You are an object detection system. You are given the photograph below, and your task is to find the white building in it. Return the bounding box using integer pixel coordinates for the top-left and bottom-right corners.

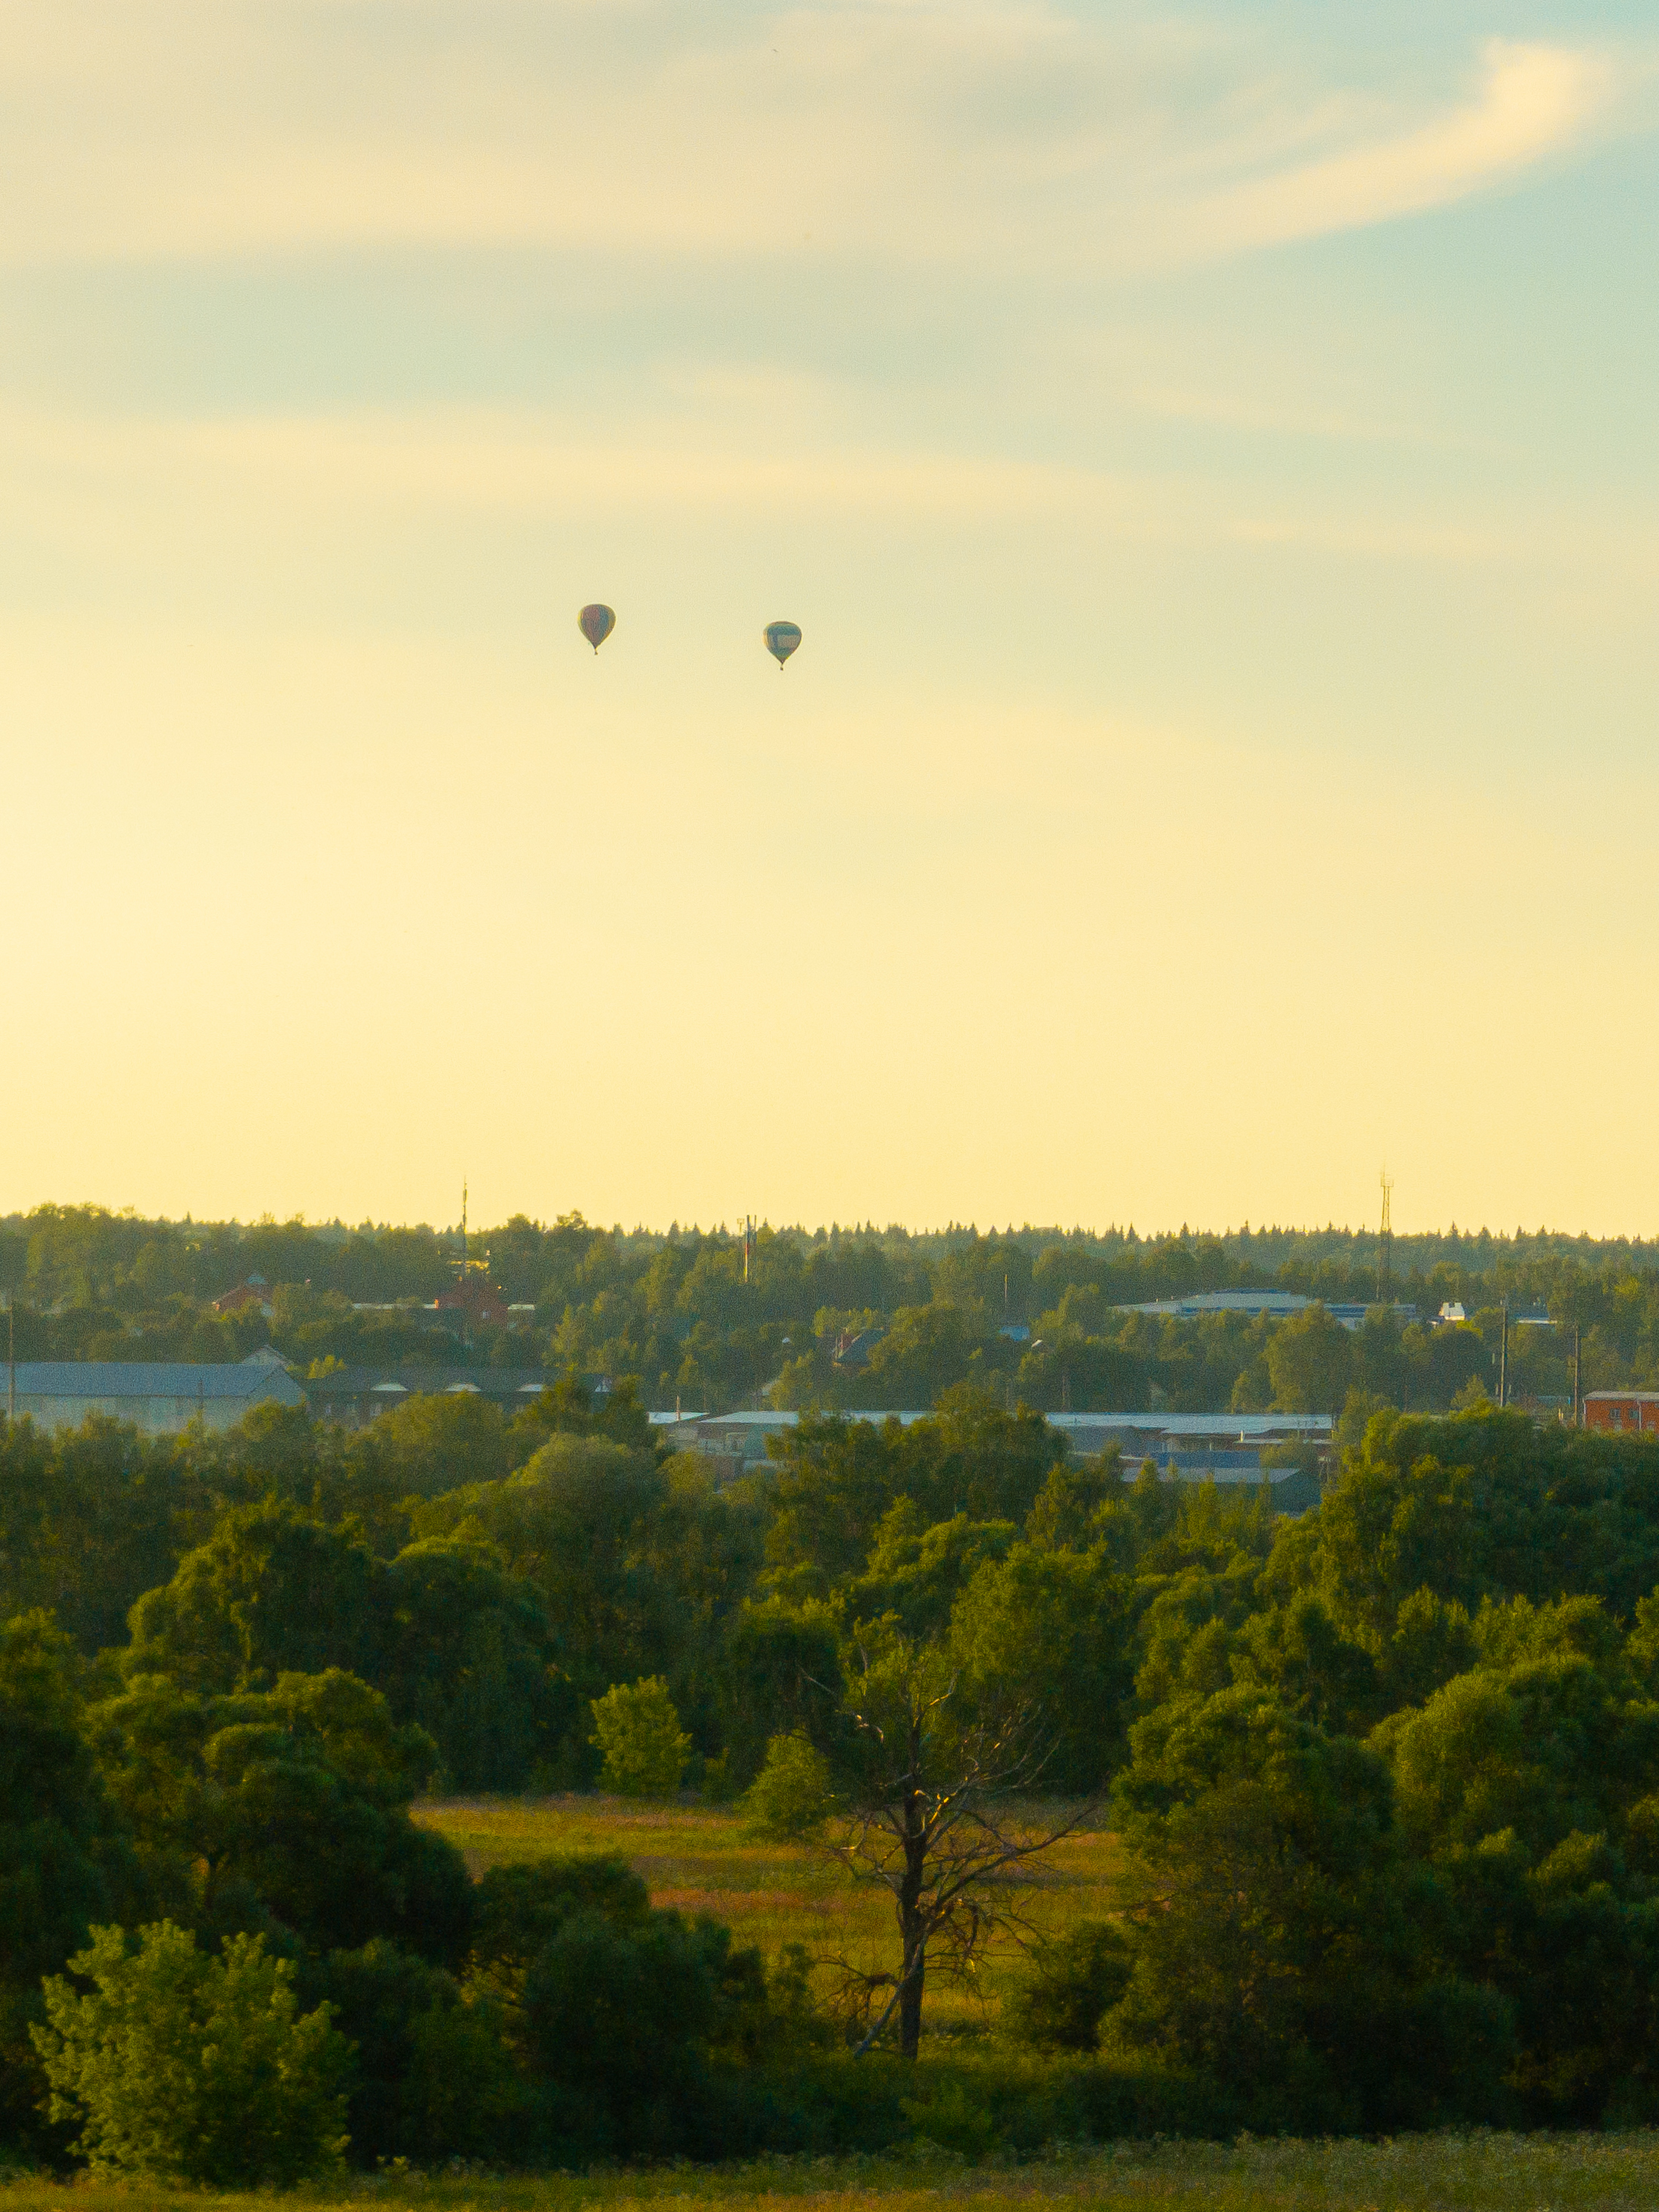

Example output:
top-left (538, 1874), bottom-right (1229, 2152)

top-left (2, 1354), bottom-right (305, 1434)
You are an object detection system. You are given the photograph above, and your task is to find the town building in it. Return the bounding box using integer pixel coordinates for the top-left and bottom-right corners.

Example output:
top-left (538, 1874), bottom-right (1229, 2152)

top-left (210, 1274), bottom-right (276, 1318)
top-left (1116, 1292), bottom-right (1416, 1332)
top-left (656, 1406), bottom-right (1330, 1509)
top-left (434, 1274), bottom-right (511, 1331)
top-left (298, 1366), bottom-right (560, 1427)
top-left (1, 1354), bottom-right (305, 1433)
top-left (1584, 1391), bottom-right (1659, 1436)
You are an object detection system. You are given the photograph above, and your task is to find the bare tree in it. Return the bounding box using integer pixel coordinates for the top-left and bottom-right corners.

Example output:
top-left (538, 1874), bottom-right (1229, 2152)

top-left (770, 1623), bottom-right (1098, 2058)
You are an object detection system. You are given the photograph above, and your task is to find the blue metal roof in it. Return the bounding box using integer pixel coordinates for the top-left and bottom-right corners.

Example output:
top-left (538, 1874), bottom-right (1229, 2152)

top-left (5, 1362), bottom-right (304, 1400)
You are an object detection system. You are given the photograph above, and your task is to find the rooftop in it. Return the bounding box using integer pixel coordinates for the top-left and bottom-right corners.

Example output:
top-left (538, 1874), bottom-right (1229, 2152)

top-left (2, 1361), bottom-right (303, 1400)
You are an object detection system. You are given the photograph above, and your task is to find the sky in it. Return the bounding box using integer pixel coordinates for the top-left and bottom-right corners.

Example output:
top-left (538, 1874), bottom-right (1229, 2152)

top-left (3, 0), bottom-right (1657, 1239)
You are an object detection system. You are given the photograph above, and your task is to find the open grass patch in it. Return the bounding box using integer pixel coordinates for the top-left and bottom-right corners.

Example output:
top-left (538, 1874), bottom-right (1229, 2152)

top-left (5, 2131), bottom-right (1659, 2209)
top-left (414, 1798), bottom-right (1126, 2032)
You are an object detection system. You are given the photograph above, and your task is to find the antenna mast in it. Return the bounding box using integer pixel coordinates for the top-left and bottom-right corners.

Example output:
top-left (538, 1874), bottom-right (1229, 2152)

top-left (1377, 1170), bottom-right (1394, 1304)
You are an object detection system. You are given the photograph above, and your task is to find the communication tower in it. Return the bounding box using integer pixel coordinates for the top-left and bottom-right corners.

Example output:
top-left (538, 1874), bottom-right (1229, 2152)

top-left (1377, 1171), bottom-right (1394, 1304)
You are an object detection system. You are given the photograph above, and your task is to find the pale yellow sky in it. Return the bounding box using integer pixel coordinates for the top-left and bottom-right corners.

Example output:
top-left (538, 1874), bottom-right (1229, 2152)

top-left (3, 2), bottom-right (1657, 1238)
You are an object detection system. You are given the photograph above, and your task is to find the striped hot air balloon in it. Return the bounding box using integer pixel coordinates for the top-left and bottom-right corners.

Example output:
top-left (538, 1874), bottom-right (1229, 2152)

top-left (578, 604), bottom-right (616, 653)
top-left (764, 620), bottom-right (801, 669)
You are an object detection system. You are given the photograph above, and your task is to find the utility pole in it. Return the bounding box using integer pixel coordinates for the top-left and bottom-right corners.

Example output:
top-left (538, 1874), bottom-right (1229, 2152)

top-left (457, 1180), bottom-right (470, 1352)
top-left (1573, 1320), bottom-right (1582, 1427)
top-left (1376, 1170), bottom-right (1393, 1305)
top-left (1498, 1296), bottom-right (1509, 1409)
top-left (6, 1291), bottom-right (14, 1425)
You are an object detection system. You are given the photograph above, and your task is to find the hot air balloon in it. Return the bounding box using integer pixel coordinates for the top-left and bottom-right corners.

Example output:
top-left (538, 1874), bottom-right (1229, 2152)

top-left (764, 620), bottom-right (802, 670)
top-left (578, 604), bottom-right (616, 653)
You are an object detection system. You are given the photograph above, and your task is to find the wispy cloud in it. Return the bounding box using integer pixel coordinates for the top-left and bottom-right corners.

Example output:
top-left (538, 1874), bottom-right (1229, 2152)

top-left (0, 6), bottom-right (1636, 271)
top-left (4, 400), bottom-right (1654, 583)
top-left (1173, 40), bottom-right (1619, 258)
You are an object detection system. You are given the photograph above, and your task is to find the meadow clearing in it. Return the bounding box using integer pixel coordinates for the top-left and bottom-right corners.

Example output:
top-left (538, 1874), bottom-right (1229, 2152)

top-left (413, 1797), bottom-right (1127, 2033)
top-left (5, 2134), bottom-right (1659, 2211)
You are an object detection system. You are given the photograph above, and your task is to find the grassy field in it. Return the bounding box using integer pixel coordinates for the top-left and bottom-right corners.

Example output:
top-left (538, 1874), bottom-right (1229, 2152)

top-left (5, 2134), bottom-right (1659, 2210)
top-left (414, 1798), bottom-right (1125, 2031)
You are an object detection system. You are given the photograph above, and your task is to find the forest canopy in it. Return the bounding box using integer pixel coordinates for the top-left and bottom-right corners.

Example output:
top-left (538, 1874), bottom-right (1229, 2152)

top-left (2, 1202), bottom-right (1653, 1415)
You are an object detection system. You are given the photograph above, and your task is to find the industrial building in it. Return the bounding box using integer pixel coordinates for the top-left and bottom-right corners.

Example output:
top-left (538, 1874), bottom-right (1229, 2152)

top-left (298, 1366), bottom-right (564, 1427)
top-left (653, 1406), bottom-right (1330, 1509)
top-left (0, 1353), bottom-right (305, 1434)
top-left (1117, 1291), bottom-right (1417, 1332)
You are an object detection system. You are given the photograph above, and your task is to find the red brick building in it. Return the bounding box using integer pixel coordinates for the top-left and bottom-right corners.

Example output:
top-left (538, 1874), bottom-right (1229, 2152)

top-left (1584, 1391), bottom-right (1659, 1436)
top-left (435, 1271), bottom-right (510, 1329)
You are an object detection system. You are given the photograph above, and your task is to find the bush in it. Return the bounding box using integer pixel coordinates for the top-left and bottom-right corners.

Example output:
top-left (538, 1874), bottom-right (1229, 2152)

top-left (301, 1938), bottom-right (531, 2166)
top-left (32, 1921), bottom-right (352, 2184)
top-left (1005, 1920), bottom-right (1133, 2053)
top-left (740, 1728), bottom-right (836, 1837)
top-left (589, 1676), bottom-right (690, 1796)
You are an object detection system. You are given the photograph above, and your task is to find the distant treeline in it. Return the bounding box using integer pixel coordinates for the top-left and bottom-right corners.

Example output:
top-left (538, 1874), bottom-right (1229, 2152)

top-left (4, 1204), bottom-right (1659, 1413)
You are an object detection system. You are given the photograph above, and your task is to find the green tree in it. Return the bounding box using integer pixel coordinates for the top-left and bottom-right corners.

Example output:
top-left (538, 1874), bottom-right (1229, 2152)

top-left (34, 1922), bottom-right (352, 2184)
top-left (89, 1669), bottom-right (473, 1965)
top-left (0, 1418), bottom-right (184, 1655)
top-left (349, 1389), bottom-right (517, 1497)
top-left (1266, 1305), bottom-right (1354, 1415)
top-left (0, 1611), bottom-right (145, 2148)
top-left (381, 1536), bottom-right (571, 1790)
top-left (1113, 1684), bottom-right (1512, 2128)
top-left (849, 1503), bottom-right (1018, 1642)
top-left (589, 1677), bottom-right (691, 1795)
top-left (124, 1498), bottom-right (381, 1693)
top-left (413, 1433), bottom-right (761, 1775)
top-left (718, 1596), bottom-right (841, 1786)
top-left (764, 1393), bottom-right (1063, 1598)
top-left (950, 1539), bottom-right (1135, 1789)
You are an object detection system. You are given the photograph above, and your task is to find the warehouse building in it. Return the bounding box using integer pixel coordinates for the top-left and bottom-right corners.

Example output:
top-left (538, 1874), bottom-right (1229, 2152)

top-left (1, 1353), bottom-right (305, 1434)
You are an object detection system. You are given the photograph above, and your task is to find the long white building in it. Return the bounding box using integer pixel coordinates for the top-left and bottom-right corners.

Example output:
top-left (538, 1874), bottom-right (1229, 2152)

top-left (1, 1354), bottom-right (305, 1434)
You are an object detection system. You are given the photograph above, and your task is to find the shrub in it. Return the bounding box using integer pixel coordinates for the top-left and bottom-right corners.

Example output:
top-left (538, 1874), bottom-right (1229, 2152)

top-left (1006, 1919), bottom-right (1133, 2052)
top-left (589, 1676), bottom-right (690, 1796)
top-left (32, 1921), bottom-right (352, 2184)
top-left (301, 1938), bottom-right (531, 2166)
top-left (740, 1728), bottom-right (836, 1837)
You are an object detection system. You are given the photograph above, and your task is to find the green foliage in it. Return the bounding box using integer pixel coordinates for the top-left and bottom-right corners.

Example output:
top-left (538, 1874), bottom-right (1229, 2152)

top-left (950, 1539), bottom-right (1134, 1789)
top-left (124, 1498), bottom-right (381, 1692)
top-left (764, 1396), bottom-right (1064, 1598)
top-left (26, 1207), bottom-right (1659, 2157)
top-left (741, 1730), bottom-right (837, 1837)
top-left (122, 1500), bottom-right (566, 1789)
top-left (414, 1432), bottom-right (762, 1774)
top-left (33, 1921), bottom-right (351, 2184)
top-left (1110, 1686), bottom-right (1461, 2126)
top-left (299, 1938), bottom-right (528, 2165)
top-left (470, 1854), bottom-right (651, 2015)
top-left (88, 1669), bottom-right (473, 1964)
top-left (0, 1419), bottom-right (182, 1654)
top-left (519, 1905), bottom-right (770, 2157)
top-left (718, 1596), bottom-right (841, 1785)
top-left (381, 1536), bottom-right (571, 1790)
top-left (0, 1612), bottom-right (142, 1999)
top-left (1005, 1920), bottom-right (1132, 2052)
top-left (589, 1675), bottom-right (691, 1796)
top-left (0, 1610), bottom-right (146, 2151)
